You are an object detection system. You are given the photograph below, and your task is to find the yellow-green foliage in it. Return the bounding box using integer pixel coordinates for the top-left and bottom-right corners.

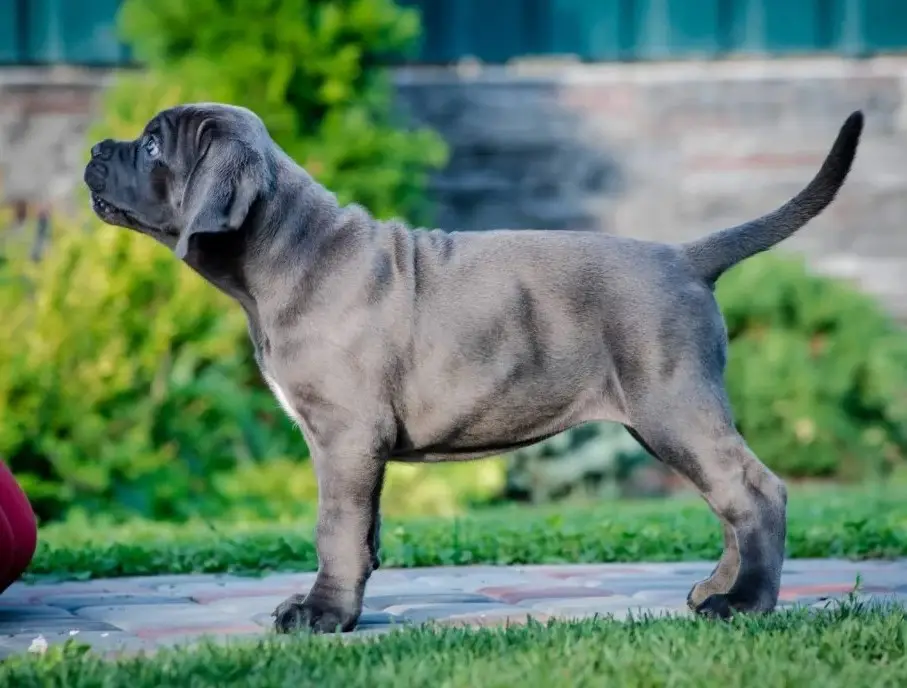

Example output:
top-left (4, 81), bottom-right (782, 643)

top-left (111, 0), bottom-right (448, 223)
top-left (0, 209), bottom-right (294, 521)
top-left (213, 457), bottom-right (507, 521)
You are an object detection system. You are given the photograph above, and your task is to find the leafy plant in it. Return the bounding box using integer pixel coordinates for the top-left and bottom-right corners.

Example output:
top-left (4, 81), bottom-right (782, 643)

top-left (111, 0), bottom-right (448, 223)
top-left (718, 253), bottom-right (907, 479)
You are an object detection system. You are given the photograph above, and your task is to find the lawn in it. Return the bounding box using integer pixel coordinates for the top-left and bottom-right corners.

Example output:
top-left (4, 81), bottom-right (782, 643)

top-left (27, 483), bottom-right (907, 582)
top-left (1, 603), bottom-right (905, 687)
top-left (5, 483), bottom-right (905, 686)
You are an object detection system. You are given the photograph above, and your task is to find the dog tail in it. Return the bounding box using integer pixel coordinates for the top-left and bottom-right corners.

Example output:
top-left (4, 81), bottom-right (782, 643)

top-left (680, 110), bottom-right (864, 285)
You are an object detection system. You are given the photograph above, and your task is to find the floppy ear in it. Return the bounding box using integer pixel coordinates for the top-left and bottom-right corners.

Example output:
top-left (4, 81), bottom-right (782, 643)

top-left (175, 139), bottom-right (264, 261)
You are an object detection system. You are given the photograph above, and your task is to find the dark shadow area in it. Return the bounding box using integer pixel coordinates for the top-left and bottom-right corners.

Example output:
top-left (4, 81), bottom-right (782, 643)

top-left (396, 72), bottom-right (626, 232)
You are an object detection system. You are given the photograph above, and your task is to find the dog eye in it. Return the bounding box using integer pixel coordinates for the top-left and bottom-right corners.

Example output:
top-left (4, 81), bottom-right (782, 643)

top-left (144, 136), bottom-right (161, 159)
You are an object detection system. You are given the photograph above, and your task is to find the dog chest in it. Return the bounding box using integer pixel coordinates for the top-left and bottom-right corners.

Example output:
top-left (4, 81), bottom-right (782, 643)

top-left (263, 371), bottom-right (304, 427)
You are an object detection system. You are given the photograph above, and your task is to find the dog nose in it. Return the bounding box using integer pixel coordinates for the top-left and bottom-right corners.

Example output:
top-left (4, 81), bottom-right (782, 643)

top-left (83, 160), bottom-right (107, 193)
top-left (91, 139), bottom-right (114, 160)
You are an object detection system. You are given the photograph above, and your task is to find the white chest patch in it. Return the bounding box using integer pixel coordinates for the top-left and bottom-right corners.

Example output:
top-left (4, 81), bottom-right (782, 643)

top-left (263, 373), bottom-right (303, 427)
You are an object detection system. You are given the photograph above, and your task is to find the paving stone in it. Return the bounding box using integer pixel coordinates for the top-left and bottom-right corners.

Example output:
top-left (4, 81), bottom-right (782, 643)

top-left (628, 589), bottom-right (689, 604)
top-left (202, 595), bottom-right (291, 617)
top-left (40, 593), bottom-right (194, 612)
top-left (357, 611), bottom-right (404, 628)
top-left (406, 571), bottom-right (562, 592)
top-left (251, 612), bottom-right (277, 629)
top-left (358, 582), bottom-right (447, 597)
top-left (0, 603), bottom-right (76, 618)
top-left (190, 586), bottom-right (306, 604)
top-left (514, 564), bottom-right (649, 577)
top-left (124, 573), bottom-right (241, 587)
top-left (477, 586), bottom-right (617, 604)
top-left (525, 595), bottom-right (645, 614)
top-left (364, 592), bottom-right (497, 609)
top-left (156, 579), bottom-right (304, 599)
top-left (75, 603), bottom-right (241, 632)
top-left (3, 580), bottom-right (152, 604)
top-left (0, 605), bottom-right (119, 634)
top-left (215, 572), bottom-right (320, 588)
top-left (396, 603), bottom-right (524, 623)
top-left (358, 570), bottom-right (415, 584)
top-left (248, 609), bottom-right (407, 630)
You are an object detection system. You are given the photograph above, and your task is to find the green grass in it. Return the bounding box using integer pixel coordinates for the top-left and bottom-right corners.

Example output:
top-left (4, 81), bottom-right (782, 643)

top-left (2, 603), bottom-right (905, 687)
top-left (28, 484), bottom-right (907, 582)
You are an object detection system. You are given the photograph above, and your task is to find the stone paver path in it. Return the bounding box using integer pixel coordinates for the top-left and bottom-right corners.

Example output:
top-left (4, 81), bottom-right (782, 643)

top-left (1, 559), bottom-right (905, 659)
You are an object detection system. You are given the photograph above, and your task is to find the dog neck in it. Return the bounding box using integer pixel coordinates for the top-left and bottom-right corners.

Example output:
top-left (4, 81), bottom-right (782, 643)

top-left (178, 159), bottom-right (356, 338)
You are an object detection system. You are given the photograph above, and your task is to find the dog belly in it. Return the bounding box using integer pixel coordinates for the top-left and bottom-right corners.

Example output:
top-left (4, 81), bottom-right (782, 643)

top-left (391, 390), bottom-right (609, 463)
top-left (390, 430), bottom-right (569, 463)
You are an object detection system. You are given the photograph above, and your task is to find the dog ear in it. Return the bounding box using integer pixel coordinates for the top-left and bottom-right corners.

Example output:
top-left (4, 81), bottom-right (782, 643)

top-left (175, 138), bottom-right (264, 261)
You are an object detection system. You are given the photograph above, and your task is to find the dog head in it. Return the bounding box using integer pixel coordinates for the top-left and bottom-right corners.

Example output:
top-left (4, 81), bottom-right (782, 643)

top-left (84, 103), bottom-right (271, 260)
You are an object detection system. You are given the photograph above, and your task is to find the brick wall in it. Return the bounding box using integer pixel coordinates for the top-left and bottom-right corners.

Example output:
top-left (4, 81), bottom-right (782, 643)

top-left (3, 57), bottom-right (907, 316)
top-left (0, 68), bottom-right (112, 212)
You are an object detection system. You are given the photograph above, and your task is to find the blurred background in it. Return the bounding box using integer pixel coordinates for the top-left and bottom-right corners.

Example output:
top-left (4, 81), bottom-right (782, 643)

top-left (1, 0), bottom-right (907, 528)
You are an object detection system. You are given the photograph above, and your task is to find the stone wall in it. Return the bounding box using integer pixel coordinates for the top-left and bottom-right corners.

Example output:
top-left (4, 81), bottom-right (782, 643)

top-left (3, 57), bottom-right (907, 315)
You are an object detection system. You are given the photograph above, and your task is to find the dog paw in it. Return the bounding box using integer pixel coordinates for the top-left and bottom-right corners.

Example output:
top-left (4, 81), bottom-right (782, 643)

top-left (686, 578), bottom-right (729, 611)
top-left (692, 593), bottom-right (734, 620)
top-left (691, 589), bottom-right (778, 619)
top-left (272, 594), bottom-right (359, 634)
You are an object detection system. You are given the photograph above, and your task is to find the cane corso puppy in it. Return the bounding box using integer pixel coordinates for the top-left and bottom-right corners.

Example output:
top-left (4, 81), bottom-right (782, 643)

top-left (84, 103), bottom-right (863, 632)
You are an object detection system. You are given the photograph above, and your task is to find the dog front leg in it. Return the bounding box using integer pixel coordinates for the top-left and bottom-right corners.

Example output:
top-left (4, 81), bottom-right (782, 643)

top-left (273, 444), bottom-right (385, 634)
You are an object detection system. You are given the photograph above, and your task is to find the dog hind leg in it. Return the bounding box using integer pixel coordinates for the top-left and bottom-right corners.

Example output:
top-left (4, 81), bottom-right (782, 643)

top-left (626, 426), bottom-right (741, 603)
top-left (626, 386), bottom-right (787, 618)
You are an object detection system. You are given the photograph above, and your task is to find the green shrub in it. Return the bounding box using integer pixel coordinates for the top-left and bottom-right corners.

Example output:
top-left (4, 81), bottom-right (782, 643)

top-left (0, 0), bottom-right (448, 523)
top-left (718, 252), bottom-right (907, 479)
top-left (0, 218), bottom-right (304, 522)
top-left (502, 422), bottom-right (657, 504)
top-left (112, 0), bottom-right (448, 224)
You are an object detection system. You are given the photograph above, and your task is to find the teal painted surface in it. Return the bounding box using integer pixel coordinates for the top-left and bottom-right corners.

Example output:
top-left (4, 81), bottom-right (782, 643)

top-left (730, 0), bottom-right (832, 54)
top-left (0, 4), bottom-right (21, 62)
top-left (24, 0), bottom-right (129, 64)
top-left (632, 0), bottom-right (724, 59)
top-left (1, 0), bottom-right (906, 66)
top-left (859, 0), bottom-right (907, 52)
top-left (548, 0), bottom-right (625, 60)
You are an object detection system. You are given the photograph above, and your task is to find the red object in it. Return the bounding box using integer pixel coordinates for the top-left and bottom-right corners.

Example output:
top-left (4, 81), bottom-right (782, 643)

top-left (0, 461), bottom-right (38, 594)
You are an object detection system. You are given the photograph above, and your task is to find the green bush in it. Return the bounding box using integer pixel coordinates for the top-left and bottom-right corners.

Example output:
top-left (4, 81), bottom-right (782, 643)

top-left (502, 422), bottom-right (657, 504)
top-left (718, 253), bottom-right (907, 479)
top-left (112, 0), bottom-right (448, 224)
top-left (0, 0), bottom-right (448, 523)
top-left (0, 220), bottom-right (304, 522)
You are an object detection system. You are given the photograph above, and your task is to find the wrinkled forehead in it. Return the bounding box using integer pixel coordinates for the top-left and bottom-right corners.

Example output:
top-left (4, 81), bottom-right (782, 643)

top-left (140, 107), bottom-right (201, 162)
top-left (146, 104), bottom-right (264, 152)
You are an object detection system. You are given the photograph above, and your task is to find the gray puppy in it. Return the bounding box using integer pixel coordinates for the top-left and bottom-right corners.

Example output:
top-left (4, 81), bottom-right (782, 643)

top-left (84, 103), bottom-right (863, 632)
